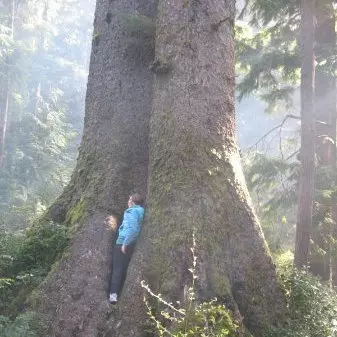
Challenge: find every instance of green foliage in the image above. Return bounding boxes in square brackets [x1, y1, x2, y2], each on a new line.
[237, 0, 337, 113]
[265, 252, 337, 337]
[237, 0, 337, 258]
[236, 18, 300, 113]
[0, 0, 94, 311]
[141, 234, 238, 337]
[245, 152, 298, 191]
[0, 100, 77, 229]
[13, 221, 68, 272]
[244, 148, 337, 253]
[0, 311, 46, 337]
[0, 0, 94, 231]
[243, 151, 298, 249]
[0, 221, 68, 314]
[243, 0, 298, 27]
[0, 23, 14, 61]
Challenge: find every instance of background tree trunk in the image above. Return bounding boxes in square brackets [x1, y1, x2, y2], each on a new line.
[34, 0, 156, 336]
[0, 79, 10, 167]
[295, 0, 316, 269]
[0, 0, 15, 167]
[310, 2, 336, 282]
[105, 1, 286, 336]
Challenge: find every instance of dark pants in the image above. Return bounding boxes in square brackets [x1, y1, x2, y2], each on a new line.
[109, 244, 134, 295]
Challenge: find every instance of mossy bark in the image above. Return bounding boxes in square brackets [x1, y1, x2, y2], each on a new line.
[33, 0, 157, 336]
[105, 1, 286, 336]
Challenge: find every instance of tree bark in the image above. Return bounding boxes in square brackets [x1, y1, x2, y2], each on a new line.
[34, 0, 156, 336]
[310, 2, 336, 282]
[105, 1, 286, 336]
[295, 0, 316, 269]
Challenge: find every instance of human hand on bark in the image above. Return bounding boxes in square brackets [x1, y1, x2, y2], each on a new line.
[121, 245, 127, 254]
[106, 215, 117, 232]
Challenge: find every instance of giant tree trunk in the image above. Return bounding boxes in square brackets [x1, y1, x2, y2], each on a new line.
[34, 0, 286, 336]
[295, 0, 316, 269]
[34, 0, 156, 336]
[105, 1, 286, 336]
[310, 2, 336, 282]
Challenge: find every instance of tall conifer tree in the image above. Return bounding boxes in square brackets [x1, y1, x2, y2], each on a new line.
[34, 0, 286, 335]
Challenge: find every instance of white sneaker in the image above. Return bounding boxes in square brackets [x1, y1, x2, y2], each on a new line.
[109, 293, 117, 304]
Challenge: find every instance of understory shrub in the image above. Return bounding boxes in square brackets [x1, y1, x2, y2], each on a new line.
[266, 251, 337, 337]
[0, 311, 46, 337]
[0, 221, 68, 314]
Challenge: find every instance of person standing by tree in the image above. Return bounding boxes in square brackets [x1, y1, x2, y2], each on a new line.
[109, 193, 144, 304]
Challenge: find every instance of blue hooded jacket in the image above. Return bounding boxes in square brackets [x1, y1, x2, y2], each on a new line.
[116, 205, 144, 246]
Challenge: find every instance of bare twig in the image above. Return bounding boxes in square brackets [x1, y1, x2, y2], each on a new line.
[286, 149, 300, 161]
[237, 0, 250, 20]
[279, 124, 284, 161]
[246, 114, 300, 151]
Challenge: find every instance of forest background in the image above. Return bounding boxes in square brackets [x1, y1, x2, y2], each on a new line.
[1, 0, 337, 336]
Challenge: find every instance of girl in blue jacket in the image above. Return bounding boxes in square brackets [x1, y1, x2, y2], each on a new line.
[109, 193, 144, 304]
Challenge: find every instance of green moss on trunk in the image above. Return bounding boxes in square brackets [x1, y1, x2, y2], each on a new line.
[66, 199, 87, 233]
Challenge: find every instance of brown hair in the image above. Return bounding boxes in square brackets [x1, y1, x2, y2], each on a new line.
[129, 193, 144, 205]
